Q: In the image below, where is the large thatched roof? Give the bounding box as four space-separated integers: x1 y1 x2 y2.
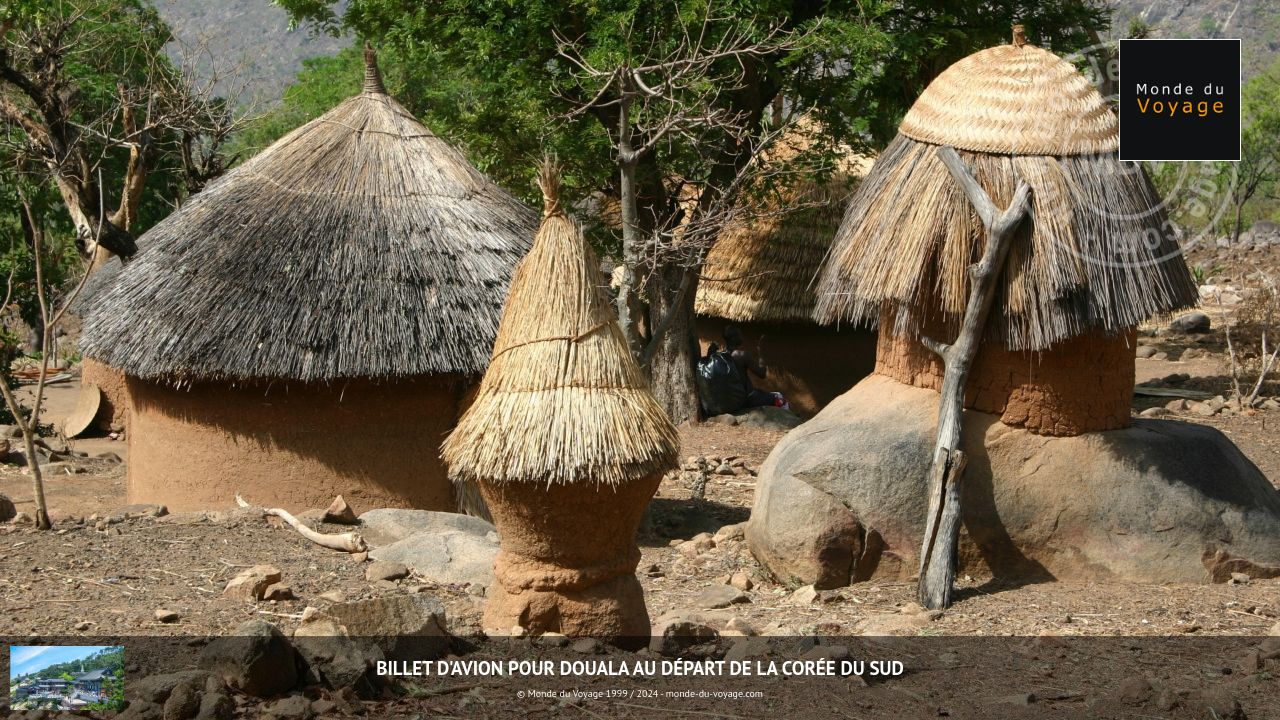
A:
79 48 536 383
813 40 1197 351
442 165 679 486
695 131 871 324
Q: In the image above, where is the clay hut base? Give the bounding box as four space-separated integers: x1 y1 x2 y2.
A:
875 322 1137 436
747 375 1280 588
80 358 130 433
479 476 660 647
127 376 466 513
695 319 875 416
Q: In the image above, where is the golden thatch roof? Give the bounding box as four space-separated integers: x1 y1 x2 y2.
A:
695 133 872 324
442 165 679 486
899 43 1118 156
814 41 1196 351
79 48 537 382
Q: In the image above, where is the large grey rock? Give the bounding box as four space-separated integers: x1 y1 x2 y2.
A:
747 375 1280 587
323 593 449 661
357 508 494 547
198 620 298 697
369 530 496 588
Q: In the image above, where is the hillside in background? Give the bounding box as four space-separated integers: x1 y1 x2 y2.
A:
1113 0 1279 76
154 0 349 104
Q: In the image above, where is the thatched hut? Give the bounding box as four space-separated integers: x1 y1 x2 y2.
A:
443 165 678 644
77 48 536 513
748 35 1280 590
695 140 876 416
813 36 1197 434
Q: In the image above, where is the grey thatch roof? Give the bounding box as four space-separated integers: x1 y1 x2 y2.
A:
80 49 536 382
813 42 1197 350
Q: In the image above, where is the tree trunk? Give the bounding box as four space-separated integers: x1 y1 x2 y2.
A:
917 147 1031 610
646 266 700 423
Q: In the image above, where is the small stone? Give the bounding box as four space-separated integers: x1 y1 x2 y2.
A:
1135 345 1158 359
802 644 852 665
323 495 359 525
729 572 753 591
317 590 346 604
365 560 410 583
649 615 718 656
677 534 716 556
713 523 746 543
715 462 736 476
351 551 368 563
723 637 772 662
571 638 603 654
0 493 14 522
697 584 750 609
12 511 32 524
1170 311 1211 334
1165 399 1188 412
1229 572 1251 584
1139 407 1171 417
264 693 315 719
1261 398 1280 411
1113 676 1153 705
723 617 756 636
708 413 738 426
535 632 570 648
1152 351 1169 360
788 585 818 605
155 608 181 623
1191 401 1218 417
223 565 282 601
263 583 295 601
73 621 92 631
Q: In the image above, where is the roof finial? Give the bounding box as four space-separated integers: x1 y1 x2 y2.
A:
363 41 386 94
537 156 564 218
1012 24 1028 47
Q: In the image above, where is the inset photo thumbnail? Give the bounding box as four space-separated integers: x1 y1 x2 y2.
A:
8 645 125 713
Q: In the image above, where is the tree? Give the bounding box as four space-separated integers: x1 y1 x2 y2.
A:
1225 60 1280 244
0 1 249 267
275 0 1110 420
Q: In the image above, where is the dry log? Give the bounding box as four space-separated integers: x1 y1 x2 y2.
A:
235 493 367 553
917 146 1031 610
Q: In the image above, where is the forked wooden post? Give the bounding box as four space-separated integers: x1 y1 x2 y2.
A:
917 146 1031 610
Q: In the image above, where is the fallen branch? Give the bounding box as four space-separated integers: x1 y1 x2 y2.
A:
916 146 1031 610
235 493 367 553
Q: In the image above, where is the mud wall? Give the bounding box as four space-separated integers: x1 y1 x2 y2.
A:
81 357 131 432
875 321 1137 436
696 319 876 416
126 375 467 513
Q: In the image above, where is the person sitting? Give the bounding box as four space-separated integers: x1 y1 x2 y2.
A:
722 325 787 409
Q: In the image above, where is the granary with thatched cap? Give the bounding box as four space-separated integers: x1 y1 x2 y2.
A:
747 31 1280 596
77 46 536 513
695 128 876 416
813 29 1197 435
443 163 678 644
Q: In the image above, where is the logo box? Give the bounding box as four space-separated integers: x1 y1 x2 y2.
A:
1118 38 1241 162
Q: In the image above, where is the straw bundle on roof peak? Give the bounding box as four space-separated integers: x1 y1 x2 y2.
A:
442 165 679 486
814 40 1197 351
80 70 536 383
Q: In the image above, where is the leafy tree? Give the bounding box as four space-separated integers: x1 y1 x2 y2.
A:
273 0 1111 418
1225 59 1280 242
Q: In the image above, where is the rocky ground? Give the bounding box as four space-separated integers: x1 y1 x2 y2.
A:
2 287 1280 717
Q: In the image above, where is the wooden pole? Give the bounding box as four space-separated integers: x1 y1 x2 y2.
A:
917 146 1031 610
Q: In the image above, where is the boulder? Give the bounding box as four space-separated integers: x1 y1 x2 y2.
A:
292 615 383 694
198 620 297 697
322 593 449 661
1169 311 1211 334
357 508 495 547
737 405 803 430
747 375 1280 587
369 530 496 588
696 584 750 609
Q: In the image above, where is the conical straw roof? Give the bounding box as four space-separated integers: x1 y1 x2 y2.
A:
898 41 1117 156
79 46 536 383
814 35 1197 350
442 163 679 486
